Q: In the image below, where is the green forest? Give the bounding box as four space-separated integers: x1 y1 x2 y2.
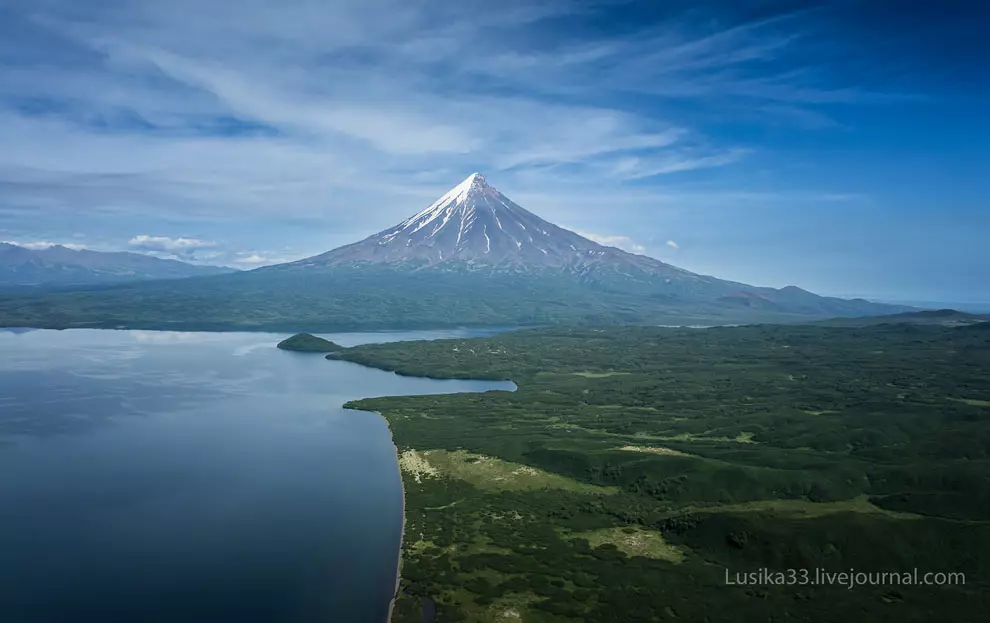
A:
336 323 990 622
276 333 344 352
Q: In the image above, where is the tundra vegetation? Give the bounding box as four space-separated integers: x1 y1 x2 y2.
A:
338 323 990 622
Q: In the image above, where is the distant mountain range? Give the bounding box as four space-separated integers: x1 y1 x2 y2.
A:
0 243 235 288
814 309 990 328
0 174 910 331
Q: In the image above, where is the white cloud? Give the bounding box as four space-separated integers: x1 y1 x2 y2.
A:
126 234 222 261
666 240 680 249
234 254 273 265
231 252 294 266
574 231 646 255
615 150 750 179
0 0 767 228
128 235 215 252
0 0 890 253
235 255 268 264
2 240 87 251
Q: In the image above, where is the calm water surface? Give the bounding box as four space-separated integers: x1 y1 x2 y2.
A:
0 328 513 623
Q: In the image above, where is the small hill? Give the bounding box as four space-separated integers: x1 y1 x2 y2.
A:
815 309 990 328
276 333 344 352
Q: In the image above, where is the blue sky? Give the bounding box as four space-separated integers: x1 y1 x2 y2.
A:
1 0 987 303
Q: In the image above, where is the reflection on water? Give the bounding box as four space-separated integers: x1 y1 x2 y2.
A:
0 328 513 623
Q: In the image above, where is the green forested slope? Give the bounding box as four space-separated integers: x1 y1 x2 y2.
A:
0 266 906 331
339 324 990 622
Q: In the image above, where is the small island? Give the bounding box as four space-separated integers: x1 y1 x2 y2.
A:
276 333 345 352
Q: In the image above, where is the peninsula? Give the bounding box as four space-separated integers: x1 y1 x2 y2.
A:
336 323 990 622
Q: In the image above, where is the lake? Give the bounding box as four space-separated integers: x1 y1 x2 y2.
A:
0 328 514 623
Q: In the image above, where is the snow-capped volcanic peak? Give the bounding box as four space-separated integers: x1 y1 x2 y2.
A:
301 172 680 274
422 172 490 213
382 172 498 244
256 173 908 319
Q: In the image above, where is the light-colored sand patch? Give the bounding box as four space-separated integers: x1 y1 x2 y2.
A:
398 449 439 483
405 538 440 555
619 445 690 457
419 450 616 494
571 526 685 563
495 608 522 622
481 594 540 623
423 501 460 510
548 424 757 444
485 510 524 521
639 430 757 444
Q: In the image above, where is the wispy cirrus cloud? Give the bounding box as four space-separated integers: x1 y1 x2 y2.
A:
608 149 750 179
0 0 755 253
0 0 931 292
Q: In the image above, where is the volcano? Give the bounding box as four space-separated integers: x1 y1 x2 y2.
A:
299 173 613 267
278 173 704 287
258 172 912 318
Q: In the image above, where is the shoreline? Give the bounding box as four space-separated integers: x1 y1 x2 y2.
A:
380 411 405 623
0 323 533 335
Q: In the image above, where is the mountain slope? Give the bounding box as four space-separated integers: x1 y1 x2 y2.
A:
299 173 631 268
286 174 692 278
0 244 235 289
0 174 909 330
269 173 906 317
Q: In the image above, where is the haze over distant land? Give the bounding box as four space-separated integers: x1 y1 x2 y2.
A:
865 299 990 315
0 242 234 288
1 0 986 302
